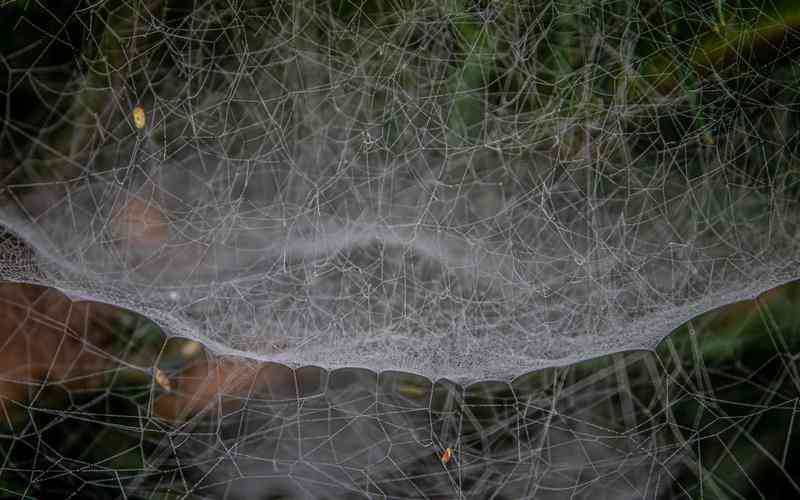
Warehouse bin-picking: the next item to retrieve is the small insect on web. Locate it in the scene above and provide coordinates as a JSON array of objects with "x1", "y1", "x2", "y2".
[
  {"x1": 440, "y1": 447, "x2": 453, "y2": 465},
  {"x1": 132, "y1": 105, "x2": 146, "y2": 129}
]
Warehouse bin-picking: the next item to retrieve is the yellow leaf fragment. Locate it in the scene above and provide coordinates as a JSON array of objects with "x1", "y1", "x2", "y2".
[
  {"x1": 440, "y1": 447, "x2": 452, "y2": 464},
  {"x1": 133, "y1": 106, "x2": 146, "y2": 129},
  {"x1": 154, "y1": 368, "x2": 172, "y2": 392},
  {"x1": 398, "y1": 382, "x2": 428, "y2": 400},
  {"x1": 180, "y1": 340, "x2": 203, "y2": 358}
]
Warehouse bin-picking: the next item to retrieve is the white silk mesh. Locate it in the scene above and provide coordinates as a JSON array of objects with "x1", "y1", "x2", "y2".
[{"x1": 0, "y1": 1, "x2": 798, "y2": 382}]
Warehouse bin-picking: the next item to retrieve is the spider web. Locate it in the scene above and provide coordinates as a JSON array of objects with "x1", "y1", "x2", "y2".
[{"x1": 0, "y1": 0, "x2": 800, "y2": 497}]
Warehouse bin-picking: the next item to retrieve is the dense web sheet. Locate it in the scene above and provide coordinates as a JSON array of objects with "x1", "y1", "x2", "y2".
[
  {"x1": 1, "y1": 0, "x2": 800, "y2": 379},
  {"x1": 0, "y1": 281, "x2": 799, "y2": 499}
]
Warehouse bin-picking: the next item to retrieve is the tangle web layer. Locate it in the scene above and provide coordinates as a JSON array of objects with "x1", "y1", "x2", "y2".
[{"x1": 1, "y1": 0, "x2": 800, "y2": 498}]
